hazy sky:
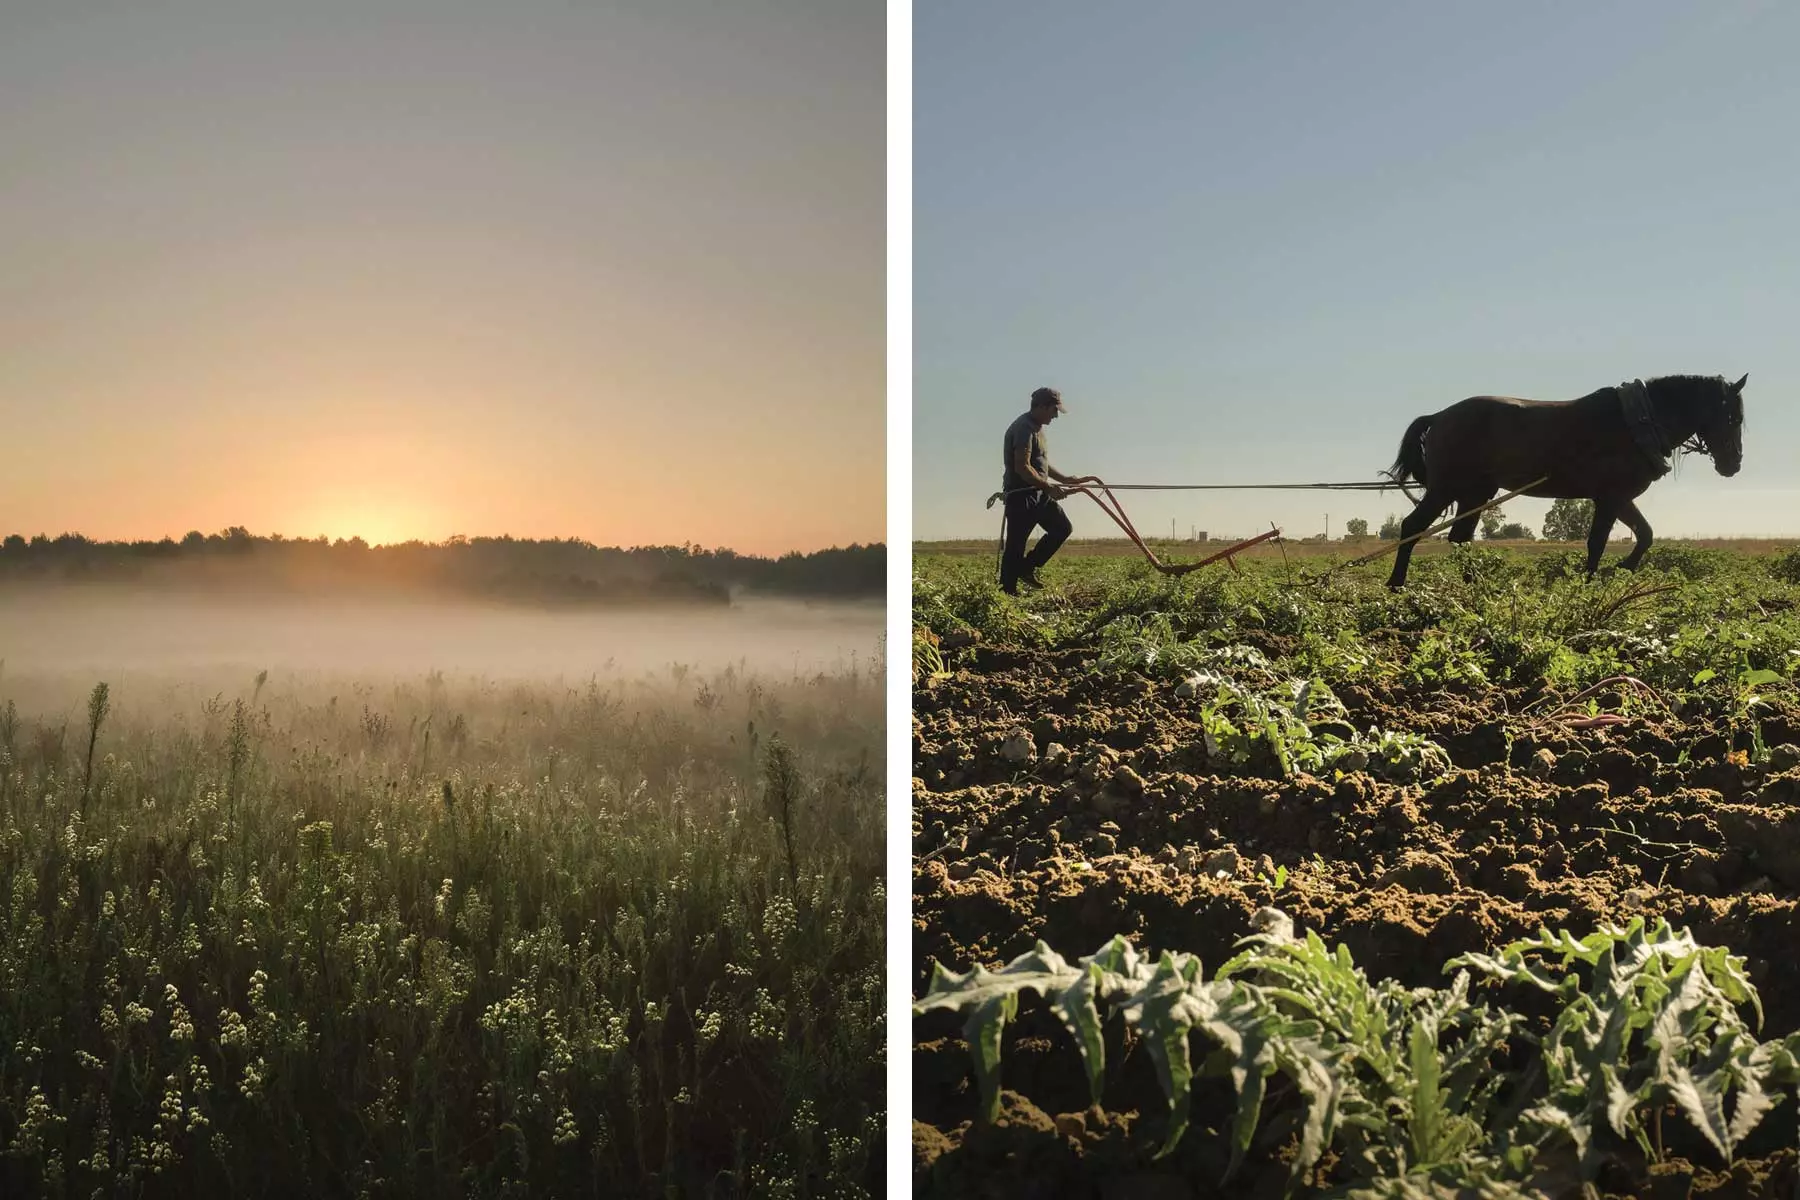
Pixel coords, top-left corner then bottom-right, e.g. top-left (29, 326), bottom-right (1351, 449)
top-left (1, 1), bottom-right (882, 555)
top-left (916, 1), bottom-right (1800, 542)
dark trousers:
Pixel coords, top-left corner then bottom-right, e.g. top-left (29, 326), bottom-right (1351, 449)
top-left (1000, 492), bottom-right (1072, 591)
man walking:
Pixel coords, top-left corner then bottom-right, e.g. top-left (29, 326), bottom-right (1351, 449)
top-left (999, 386), bottom-right (1081, 594)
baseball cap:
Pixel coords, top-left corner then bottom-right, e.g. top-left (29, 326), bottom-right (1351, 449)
top-left (1030, 387), bottom-right (1066, 412)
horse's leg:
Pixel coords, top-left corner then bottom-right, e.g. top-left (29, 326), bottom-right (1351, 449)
top-left (1446, 487), bottom-right (1498, 544)
top-left (1616, 500), bottom-right (1653, 571)
top-left (1386, 488), bottom-right (1454, 589)
top-left (1583, 500), bottom-right (1620, 578)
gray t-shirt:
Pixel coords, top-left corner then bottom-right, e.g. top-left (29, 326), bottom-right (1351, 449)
top-left (1002, 412), bottom-right (1048, 494)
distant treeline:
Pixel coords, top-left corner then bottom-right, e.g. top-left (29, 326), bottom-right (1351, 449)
top-left (0, 529), bottom-right (884, 606)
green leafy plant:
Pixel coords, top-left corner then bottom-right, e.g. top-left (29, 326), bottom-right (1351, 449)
top-left (915, 916), bottom-right (1800, 1196)
top-left (1692, 648), bottom-right (1791, 761)
top-left (912, 626), bottom-right (952, 684)
top-left (1183, 670), bottom-right (1449, 782)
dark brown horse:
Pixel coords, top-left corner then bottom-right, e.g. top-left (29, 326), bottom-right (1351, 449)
top-left (1383, 373), bottom-right (1746, 589)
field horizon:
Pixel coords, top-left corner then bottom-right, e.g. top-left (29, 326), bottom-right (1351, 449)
top-left (918, 533), bottom-right (1800, 560)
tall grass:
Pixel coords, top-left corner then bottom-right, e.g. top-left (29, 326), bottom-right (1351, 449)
top-left (0, 661), bottom-right (883, 1197)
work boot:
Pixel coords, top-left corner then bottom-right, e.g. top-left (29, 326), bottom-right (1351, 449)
top-left (1020, 569), bottom-right (1045, 591)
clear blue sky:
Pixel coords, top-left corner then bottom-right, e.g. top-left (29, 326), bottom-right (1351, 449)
top-left (915, 1), bottom-right (1800, 543)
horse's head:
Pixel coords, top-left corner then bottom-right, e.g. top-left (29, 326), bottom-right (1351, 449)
top-left (1697, 373), bottom-right (1747, 476)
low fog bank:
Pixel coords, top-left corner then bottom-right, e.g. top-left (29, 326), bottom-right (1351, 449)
top-left (0, 584), bottom-right (883, 685)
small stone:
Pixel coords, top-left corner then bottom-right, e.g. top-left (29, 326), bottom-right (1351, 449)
top-left (1769, 743), bottom-right (1800, 773)
top-left (1110, 764), bottom-right (1147, 795)
top-left (1202, 846), bottom-right (1241, 878)
top-left (1336, 749), bottom-right (1369, 774)
top-left (1529, 748), bottom-right (1556, 779)
top-left (1092, 789), bottom-right (1126, 819)
top-left (1001, 732), bottom-right (1036, 763)
top-left (1256, 854), bottom-right (1277, 878)
top-left (1042, 742), bottom-right (1070, 766)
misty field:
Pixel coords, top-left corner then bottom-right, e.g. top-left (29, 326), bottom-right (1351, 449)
top-left (0, 657), bottom-right (882, 1197)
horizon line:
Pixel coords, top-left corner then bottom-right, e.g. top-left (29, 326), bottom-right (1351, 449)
top-left (1, 528), bottom-right (888, 557)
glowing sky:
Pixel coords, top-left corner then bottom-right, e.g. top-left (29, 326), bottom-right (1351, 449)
top-left (1, 2), bottom-right (882, 555)
top-left (916, 1), bottom-right (1800, 541)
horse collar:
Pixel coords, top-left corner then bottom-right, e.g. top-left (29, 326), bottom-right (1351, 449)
top-left (1618, 379), bottom-right (1671, 478)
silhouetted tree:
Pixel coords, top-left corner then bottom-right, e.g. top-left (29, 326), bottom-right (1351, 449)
top-left (0, 530), bottom-right (883, 601)
top-left (1542, 498), bottom-right (1596, 542)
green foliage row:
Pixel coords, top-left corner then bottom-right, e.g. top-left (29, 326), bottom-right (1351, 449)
top-left (1090, 625), bottom-right (1449, 780)
top-left (917, 916), bottom-right (1800, 1198)
top-left (914, 545), bottom-right (1800, 746)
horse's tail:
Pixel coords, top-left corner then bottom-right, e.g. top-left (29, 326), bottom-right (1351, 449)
top-left (1387, 415), bottom-right (1433, 489)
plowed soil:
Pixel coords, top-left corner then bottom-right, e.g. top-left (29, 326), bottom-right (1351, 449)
top-left (912, 640), bottom-right (1800, 1199)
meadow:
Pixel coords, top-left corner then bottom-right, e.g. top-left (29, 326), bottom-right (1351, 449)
top-left (913, 540), bottom-right (1800, 1198)
top-left (0, 656), bottom-right (883, 1198)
